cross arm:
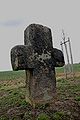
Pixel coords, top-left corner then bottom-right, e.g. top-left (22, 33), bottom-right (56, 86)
top-left (10, 45), bottom-right (34, 70)
top-left (51, 48), bottom-right (65, 67)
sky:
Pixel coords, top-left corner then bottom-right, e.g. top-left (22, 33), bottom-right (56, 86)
top-left (0, 0), bottom-right (80, 71)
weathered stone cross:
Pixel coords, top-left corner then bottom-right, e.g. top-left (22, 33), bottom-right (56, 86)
top-left (11, 24), bottom-right (64, 105)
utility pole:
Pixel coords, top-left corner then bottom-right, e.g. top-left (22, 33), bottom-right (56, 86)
top-left (60, 41), bottom-right (67, 78)
top-left (68, 37), bottom-right (74, 77)
top-left (60, 30), bottom-right (74, 79)
top-left (62, 30), bottom-right (71, 73)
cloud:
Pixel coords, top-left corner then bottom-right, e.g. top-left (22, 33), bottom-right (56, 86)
top-left (0, 19), bottom-right (23, 27)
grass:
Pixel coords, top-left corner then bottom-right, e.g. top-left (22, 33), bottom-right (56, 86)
top-left (0, 70), bottom-right (25, 81)
top-left (0, 64), bottom-right (80, 119)
top-left (56, 63), bottom-right (80, 73)
top-left (37, 113), bottom-right (50, 120)
top-left (0, 71), bottom-right (26, 109)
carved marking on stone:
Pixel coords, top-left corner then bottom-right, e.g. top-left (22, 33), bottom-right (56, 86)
top-left (15, 57), bottom-right (18, 69)
top-left (43, 89), bottom-right (53, 101)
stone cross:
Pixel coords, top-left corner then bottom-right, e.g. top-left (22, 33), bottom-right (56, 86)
top-left (11, 24), bottom-right (64, 105)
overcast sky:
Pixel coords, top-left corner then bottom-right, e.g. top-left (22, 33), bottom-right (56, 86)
top-left (0, 0), bottom-right (80, 71)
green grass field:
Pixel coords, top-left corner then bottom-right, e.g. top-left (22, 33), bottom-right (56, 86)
top-left (56, 63), bottom-right (80, 73)
top-left (0, 64), bottom-right (80, 120)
